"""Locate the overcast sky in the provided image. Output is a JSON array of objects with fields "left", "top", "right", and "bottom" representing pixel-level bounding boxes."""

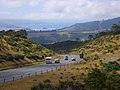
[{"left": 0, "top": 0, "right": 120, "bottom": 21}]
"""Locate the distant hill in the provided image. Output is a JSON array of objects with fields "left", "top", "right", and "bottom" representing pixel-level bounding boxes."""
[
  {"left": 0, "top": 20, "right": 33, "bottom": 31},
  {"left": 0, "top": 30, "right": 54, "bottom": 70},
  {"left": 58, "top": 17, "right": 120, "bottom": 31},
  {"left": 0, "top": 22, "right": 33, "bottom": 31},
  {"left": 0, "top": 22, "right": 21, "bottom": 30}
]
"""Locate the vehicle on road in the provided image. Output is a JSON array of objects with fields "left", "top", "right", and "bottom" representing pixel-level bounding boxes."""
[
  {"left": 55, "top": 59, "right": 60, "bottom": 63},
  {"left": 65, "top": 56, "right": 68, "bottom": 60},
  {"left": 79, "top": 52, "right": 84, "bottom": 58},
  {"left": 45, "top": 57, "right": 52, "bottom": 64},
  {"left": 71, "top": 58, "right": 76, "bottom": 61}
]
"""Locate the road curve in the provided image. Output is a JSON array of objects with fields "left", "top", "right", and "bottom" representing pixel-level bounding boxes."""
[{"left": 0, "top": 54, "right": 82, "bottom": 83}]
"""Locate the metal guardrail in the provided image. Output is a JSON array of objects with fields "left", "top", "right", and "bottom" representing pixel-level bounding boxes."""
[{"left": 0, "top": 61, "right": 80, "bottom": 83}]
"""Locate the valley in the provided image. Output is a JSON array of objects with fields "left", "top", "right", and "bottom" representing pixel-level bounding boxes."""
[
  {"left": 0, "top": 0, "right": 120, "bottom": 90},
  {"left": 27, "top": 30, "right": 95, "bottom": 44},
  {"left": 0, "top": 17, "right": 120, "bottom": 90}
]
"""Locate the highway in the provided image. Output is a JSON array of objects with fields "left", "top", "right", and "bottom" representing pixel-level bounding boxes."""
[{"left": 0, "top": 54, "right": 81, "bottom": 83}]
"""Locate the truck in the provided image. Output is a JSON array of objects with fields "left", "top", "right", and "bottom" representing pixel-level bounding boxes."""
[
  {"left": 79, "top": 52, "right": 84, "bottom": 58},
  {"left": 45, "top": 57, "right": 52, "bottom": 64},
  {"left": 65, "top": 56, "right": 68, "bottom": 60}
]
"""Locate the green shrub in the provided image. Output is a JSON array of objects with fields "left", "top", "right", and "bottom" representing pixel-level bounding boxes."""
[
  {"left": 31, "top": 80, "right": 84, "bottom": 90},
  {"left": 5, "top": 54, "right": 14, "bottom": 61},
  {"left": 71, "top": 76, "right": 77, "bottom": 80},
  {"left": 26, "top": 54, "right": 40, "bottom": 60},
  {"left": 14, "top": 54, "right": 24, "bottom": 60},
  {"left": 5, "top": 37, "right": 17, "bottom": 46},
  {"left": 59, "top": 80, "right": 84, "bottom": 90},
  {"left": 31, "top": 85, "right": 39, "bottom": 90},
  {"left": 93, "top": 54, "right": 100, "bottom": 60},
  {"left": 84, "top": 68, "right": 107, "bottom": 90},
  {"left": 106, "top": 74, "right": 120, "bottom": 90},
  {"left": 102, "top": 61, "right": 120, "bottom": 71},
  {"left": 84, "top": 68, "right": 120, "bottom": 90}
]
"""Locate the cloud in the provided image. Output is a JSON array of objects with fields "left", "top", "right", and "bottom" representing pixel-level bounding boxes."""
[
  {"left": 0, "top": 0, "right": 40, "bottom": 8},
  {"left": 42, "top": 0, "right": 120, "bottom": 20},
  {"left": 0, "top": 11, "right": 12, "bottom": 18},
  {"left": 0, "top": 0, "right": 120, "bottom": 20}
]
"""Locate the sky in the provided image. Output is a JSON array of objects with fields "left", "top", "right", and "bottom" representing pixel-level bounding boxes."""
[{"left": 0, "top": 0, "right": 120, "bottom": 21}]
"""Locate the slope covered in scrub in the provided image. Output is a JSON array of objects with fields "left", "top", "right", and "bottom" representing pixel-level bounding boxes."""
[{"left": 0, "top": 30, "right": 54, "bottom": 70}]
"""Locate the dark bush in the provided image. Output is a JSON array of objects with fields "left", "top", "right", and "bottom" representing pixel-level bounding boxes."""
[
  {"left": 26, "top": 54, "right": 40, "bottom": 60},
  {"left": 106, "top": 73, "right": 120, "bottom": 90},
  {"left": 14, "top": 54, "right": 24, "bottom": 60},
  {"left": 31, "top": 80, "right": 84, "bottom": 90},
  {"left": 6, "top": 54, "right": 14, "bottom": 61},
  {"left": 102, "top": 61, "right": 120, "bottom": 71},
  {"left": 31, "top": 85, "right": 39, "bottom": 90},
  {"left": 84, "top": 68, "right": 107, "bottom": 90}
]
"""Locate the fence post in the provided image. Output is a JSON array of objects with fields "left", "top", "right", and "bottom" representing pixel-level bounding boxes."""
[
  {"left": 51, "top": 68, "right": 53, "bottom": 72},
  {"left": 21, "top": 75, "right": 23, "bottom": 79},
  {"left": 29, "top": 73, "right": 30, "bottom": 77},
  {"left": 4, "top": 78, "right": 5, "bottom": 83},
  {"left": 13, "top": 77, "right": 14, "bottom": 82},
  {"left": 46, "top": 69, "right": 48, "bottom": 73},
  {"left": 35, "top": 72, "right": 37, "bottom": 76}
]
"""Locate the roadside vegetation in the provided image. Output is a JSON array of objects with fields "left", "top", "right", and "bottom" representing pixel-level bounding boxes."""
[
  {"left": 0, "top": 24, "right": 120, "bottom": 90},
  {"left": 1, "top": 58, "right": 120, "bottom": 90},
  {"left": 30, "top": 24, "right": 120, "bottom": 90},
  {"left": 0, "top": 30, "right": 55, "bottom": 70}
]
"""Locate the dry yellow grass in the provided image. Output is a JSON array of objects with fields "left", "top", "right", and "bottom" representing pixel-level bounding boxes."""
[
  {"left": 71, "top": 35, "right": 120, "bottom": 56},
  {"left": 0, "top": 57, "right": 111, "bottom": 90},
  {"left": 1, "top": 34, "right": 120, "bottom": 90},
  {"left": 0, "top": 53, "right": 119, "bottom": 90},
  {"left": 0, "top": 61, "right": 92, "bottom": 90}
]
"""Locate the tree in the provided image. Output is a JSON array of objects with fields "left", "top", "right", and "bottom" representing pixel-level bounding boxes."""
[
  {"left": 0, "top": 30, "right": 5, "bottom": 37},
  {"left": 14, "top": 30, "right": 27, "bottom": 38},
  {"left": 102, "top": 61, "right": 120, "bottom": 72},
  {"left": 84, "top": 68, "right": 107, "bottom": 90},
  {"left": 111, "top": 24, "right": 120, "bottom": 34},
  {"left": 106, "top": 73, "right": 120, "bottom": 90}
]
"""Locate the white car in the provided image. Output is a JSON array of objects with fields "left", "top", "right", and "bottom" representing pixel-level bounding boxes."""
[{"left": 45, "top": 57, "right": 52, "bottom": 64}]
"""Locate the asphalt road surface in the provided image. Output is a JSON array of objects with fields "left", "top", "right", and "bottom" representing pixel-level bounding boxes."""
[{"left": 0, "top": 54, "right": 82, "bottom": 83}]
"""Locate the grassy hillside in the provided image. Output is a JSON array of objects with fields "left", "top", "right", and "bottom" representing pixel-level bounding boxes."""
[
  {"left": 1, "top": 25, "right": 120, "bottom": 90},
  {"left": 0, "top": 30, "right": 55, "bottom": 70},
  {"left": 71, "top": 24, "right": 120, "bottom": 60},
  {"left": 75, "top": 34, "right": 120, "bottom": 55}
]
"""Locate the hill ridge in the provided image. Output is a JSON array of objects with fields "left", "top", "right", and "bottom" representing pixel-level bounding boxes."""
[{"left": 58, "top": 17, "right": 120, "bottom": 31}]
